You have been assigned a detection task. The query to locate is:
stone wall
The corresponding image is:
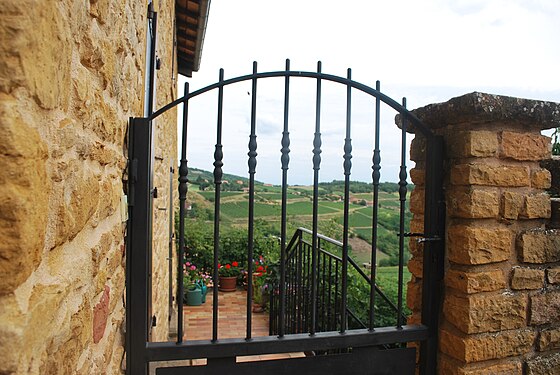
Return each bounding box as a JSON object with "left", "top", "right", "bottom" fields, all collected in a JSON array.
[
  {"left": 0, "top": 0, "right": 177, "bottom": 373},
  {"left": 406, "top": 92, "right": 560, "bottom": 374}
]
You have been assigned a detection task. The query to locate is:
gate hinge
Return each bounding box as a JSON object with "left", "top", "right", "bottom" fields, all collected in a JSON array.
[{"left": 147, "top": 3, "right": 155, "bottom": 19}]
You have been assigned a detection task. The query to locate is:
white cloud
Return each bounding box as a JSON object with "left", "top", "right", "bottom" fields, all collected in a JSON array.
[{"left": 175, "top": 0, "right": 560, "bottom": 184}]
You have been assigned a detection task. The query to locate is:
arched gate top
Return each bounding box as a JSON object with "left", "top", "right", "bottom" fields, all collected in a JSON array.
[{"left": 148, "top": 60, "right": 433, "bottom": 138}]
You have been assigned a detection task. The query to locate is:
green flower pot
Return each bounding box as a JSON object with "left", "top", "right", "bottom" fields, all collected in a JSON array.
[{"left": 185, "top": 285, "right": 202, "bottom": 306}]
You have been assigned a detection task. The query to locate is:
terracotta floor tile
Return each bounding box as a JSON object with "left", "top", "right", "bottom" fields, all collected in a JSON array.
[{"left": 153, "top": 287, "right": 305, "bottom": 372}]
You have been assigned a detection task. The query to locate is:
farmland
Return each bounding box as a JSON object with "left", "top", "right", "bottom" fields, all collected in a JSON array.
[{"left": 185, "top": 167, "right": 412, "bottom": 267}]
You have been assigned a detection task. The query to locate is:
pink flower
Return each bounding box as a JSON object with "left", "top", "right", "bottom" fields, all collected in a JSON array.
[
  {"left": 190, "top": 265, "right": 196, "bottom": 271},
  {"left": 185, "top": 262, "right": 191, "bottom": 266}
]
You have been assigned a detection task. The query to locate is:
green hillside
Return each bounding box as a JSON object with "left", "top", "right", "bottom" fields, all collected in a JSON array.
[{"left": 185, "top": 168, "right": 412, "bottom": 267}]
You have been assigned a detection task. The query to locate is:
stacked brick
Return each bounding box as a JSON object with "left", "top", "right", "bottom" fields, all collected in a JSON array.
[{"left": 405, "top": 92, "right": 560, "bottom": 374}]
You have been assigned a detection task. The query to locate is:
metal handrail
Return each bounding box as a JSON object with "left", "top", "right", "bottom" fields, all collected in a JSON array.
[{"left": 282, "top": 227, "right": 407, "bottom": 329}]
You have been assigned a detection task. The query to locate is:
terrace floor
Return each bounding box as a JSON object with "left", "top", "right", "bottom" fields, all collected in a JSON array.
[
  {"left": 183, "top": 287, "right": 269, "bottom": 340},
  {"left": 183, "top": 288, "right": 305, "bottom": 364}
]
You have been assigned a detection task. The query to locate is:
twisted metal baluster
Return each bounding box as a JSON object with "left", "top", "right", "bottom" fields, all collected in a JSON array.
[
  {"left": 310, "top": 61, "right": 322, "bottom": 335},
  {"left": 279, "top": 58, "right": 291, "bottom": 337},
  {"left": 246, "top": 61, "right": 258, "bottom": 339},
  {"left": 341, "top": 68, "right": 352, "bottom": 333},
  {"left": 369, "top": 80, "right": 381, "bottom": 330},
  {"left": 211, "top": 69, "right": 225, "bottom": 342},
  {"left": 177, "top": 82, "right": 189, "bottom": 343},
  {"left": 397, "top": 98, "right": 408, "bottom": 329}
]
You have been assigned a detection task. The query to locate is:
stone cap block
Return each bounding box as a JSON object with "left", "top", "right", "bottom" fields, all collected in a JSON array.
[{"left": 396, "top": 92, "right": 560, "bottom": 132}]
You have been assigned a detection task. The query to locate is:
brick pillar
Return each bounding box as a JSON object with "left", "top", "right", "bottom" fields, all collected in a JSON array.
[{"left": 406, "top": 92, "right": 560, "bottom": 374}]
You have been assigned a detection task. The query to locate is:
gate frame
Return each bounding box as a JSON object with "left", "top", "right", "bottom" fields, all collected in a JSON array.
[{"left": 125, "top": 64, "right": 445, "bottom": 375}]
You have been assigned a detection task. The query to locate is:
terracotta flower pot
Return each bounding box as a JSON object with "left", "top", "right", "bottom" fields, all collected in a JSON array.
[
  {"left": 252, "top": 303, "right": 264, "bottom": 313},
  {"left": 218, "top": 276, "right": 237, "bottom": 292}
]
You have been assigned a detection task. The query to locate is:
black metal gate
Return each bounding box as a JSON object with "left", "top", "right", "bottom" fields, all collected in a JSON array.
[{"left": 126, "top": 61, "right": 445, "bottom": 374}]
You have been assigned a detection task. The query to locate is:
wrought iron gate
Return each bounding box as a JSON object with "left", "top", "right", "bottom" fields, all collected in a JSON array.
[{"left": 126, "top": 61, "right": 445, "bottom": 374}]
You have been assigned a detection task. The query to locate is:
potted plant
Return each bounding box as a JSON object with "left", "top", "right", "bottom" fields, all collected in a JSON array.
[
  {"left": 251, "top": 256, "right": 271, "bottom": 312},
  {"left": 183, "top": 261, "right": 205, "bottom": 306},
  {"left": 218, "top": 261, "right": 241, "bottom": 292}
]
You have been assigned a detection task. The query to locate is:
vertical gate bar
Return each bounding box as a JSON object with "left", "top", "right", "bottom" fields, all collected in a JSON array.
[
  {"left": 316, "top": 238, "right": 321, "bottom": 333},
  {"left": 296, "top": 240, "right": 301, "bottom": 332},
  {"left": 177, "top": 83, "right": 189, "bottom": 343},
  {"left": 396, "top": 98, "right": 408, "bottom": 329},
  {"left": 321, "top": 251, "right": 326, "bottom": 331},
  {"left": 334, "top": 259, "right": 339, "bottom": 331},
  {"left": 304, "top": 242, "right": 307, "bottom": 331},
  {"left": 290, "top": 244, "right": 301, "bottom": 333},
  {"left": 419, "top": 135, "right": 445, "bottom": 375},
  {"left": 369, "top": 80, "right": 381, "bottom": 330},
  {"left": 212, "top": 70, "right": 225, "bottom": 342},
  {"left": 298, "top": 233, "right": 303, "bottom": 332},
  {"left": 302, "top": 243, "right": 307, "bottom": 332},
  {"left": 279, "top": 58, "right": 291, "bottom": 338},
  {"left": 286, "top": 254, "right": 290, "bottom": 334},
  {"left": 340, "top": 68, "right": 353, "bottom": 333},
  {"left": 168, "top": 165, "right": 174, "bottom": 326},
  {"left": 310, "top": 61, "right": 323, "bottom": 336},
  {"left": 246, "top": 61, "right": 259, "bottom": 339},
  {"left": 327, "top": 256, "right": 332, "bottom": 331},
  {"left": 126, "top": 117, "right": 152, "bottom": 375}
]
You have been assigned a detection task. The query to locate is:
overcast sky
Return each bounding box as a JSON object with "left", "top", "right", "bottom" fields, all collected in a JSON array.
[{"left": 177, "top": 0, "right": 560, "bottom": 185}]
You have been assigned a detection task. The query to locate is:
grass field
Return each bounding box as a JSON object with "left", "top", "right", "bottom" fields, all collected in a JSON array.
[{"left": 187, "top": 171, "right": 411, "bottom": 267}]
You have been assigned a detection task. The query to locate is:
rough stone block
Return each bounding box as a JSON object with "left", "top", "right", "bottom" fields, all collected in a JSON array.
[
  {"left": 407, "top": 312, "right": 421, "bottom": 326},
  {"left": 439, "top": 355, "right": 522, "bottom": 375},
  {"left": 448, "top": 225, "right": 513, "bottom": 265},
  {"left": 410, "top": 136, "right": 426, "bottom": 162},
  {"left": 500, "top": 131, "right": 552, "bottom": 161},
  {"left": 406, "top": 279, "right": 422, "bottom": 311},
  {"left": 409, "top": 168, "right": 425, "bottom": 186},
  {"left": 54, "top": 168, "right": 101, "bottom": 247},
  {"left": 518, "top": 229, "right": 560, "bottom": 263},
  {"left": 0, "top": 109, "right": 50, "bottom": 294},
  {"left": 510, "top": 268, "right": 545, "bottom": 290},
  {"left": 538, "top": 328, "right": 560, "bottom": 351},
  {"left": 530, "top": 291, "right": 560, "bottom": 325},
  {"left": 450, "top": 164, "right": 530, "bottom": 187},
  {"left": 446, "top": 130, "right": 498, "bottom": 158},
  {"left": 523, "top": 193, "right": 551, "bottom": 219},
  {"left": 410, "top": 187, "right": 425, "bottom": 214},
  {"left": 445, "top": 269, "right": 506, "bottom": 294},
  {"left": 531, "top": 169, "right": 552, "bottom": 189},
  {"left": 440, "top": 328, "right": 536, "bottom": 363},
  {"left": 547, "top": 267, "right": 560, "bottom": 284},
  {"left": 526, "top": 352, "right": 560, "bottom": 375},
  {"left": 448, "top": 188, "right": 499, "bottom": 218},
  {"left": 407, "top": 258, "right": 423, "bottom": 278},
  {"left": 502, "top": 191, "right": 524, "bottom": 220},
  {"left": 444, "top": 293, "right": 527, "bottom": 334}
]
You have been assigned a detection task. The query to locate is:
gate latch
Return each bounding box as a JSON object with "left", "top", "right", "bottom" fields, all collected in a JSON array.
[
  {"left": 400, "top": 233, "right": 442, "bottom": 244},
  {"left": 417, "top": 235, "right": 442, "bottom": 244}
]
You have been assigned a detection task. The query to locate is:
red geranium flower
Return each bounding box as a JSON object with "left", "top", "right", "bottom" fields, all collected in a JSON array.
[
  {"left": 225, "top": 264, "right": 231, "bottom": 269},
  {"left": 232, "top": 261, "right": 239, "bottom": 267}
]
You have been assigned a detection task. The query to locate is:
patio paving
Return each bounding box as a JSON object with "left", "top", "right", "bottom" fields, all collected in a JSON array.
[
  {"left": 183, "top": 287, "right": 305, "bottom": 364},
  {"left": 183, "top": 287, "right": 269, "bottom": 340}
]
